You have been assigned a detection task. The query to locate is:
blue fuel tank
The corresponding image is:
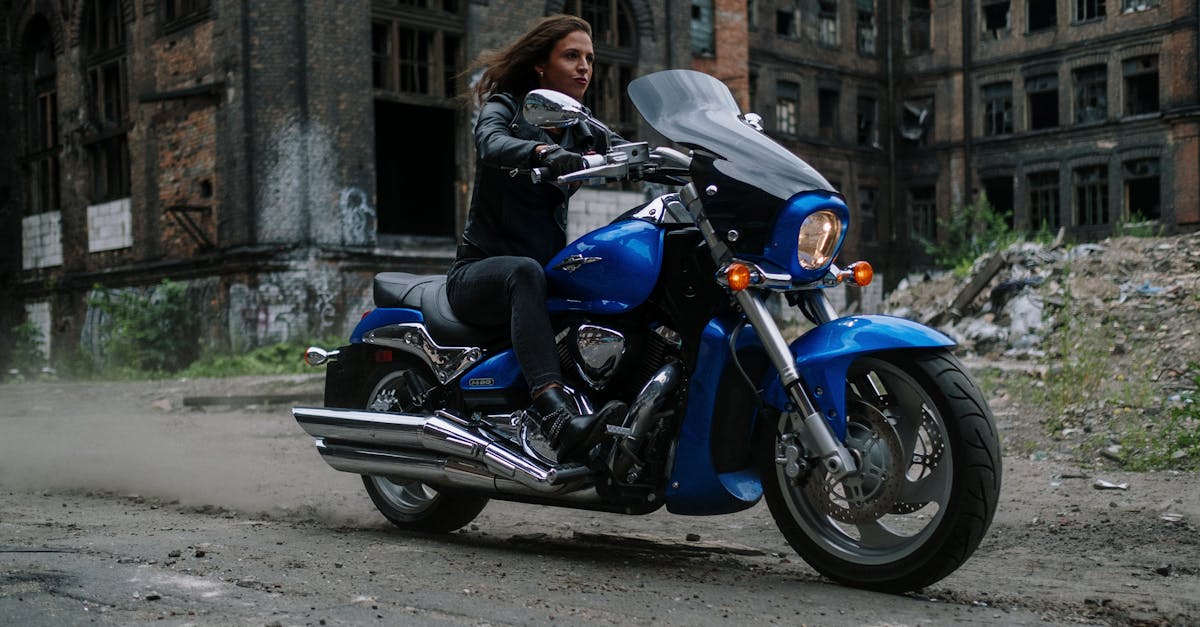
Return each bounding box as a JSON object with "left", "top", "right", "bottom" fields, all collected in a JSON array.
[{"left": 544, "top": 219, "right": 665, "bottom": 315}]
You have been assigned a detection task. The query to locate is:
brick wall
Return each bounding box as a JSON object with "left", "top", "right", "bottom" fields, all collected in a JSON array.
[{"left": 21, "top": 211, "right": 63, "bottom": 269}]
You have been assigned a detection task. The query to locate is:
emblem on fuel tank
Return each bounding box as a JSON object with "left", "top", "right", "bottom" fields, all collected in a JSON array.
[{"left": 555, "top": 254, "right": 602, "bottom": 273}]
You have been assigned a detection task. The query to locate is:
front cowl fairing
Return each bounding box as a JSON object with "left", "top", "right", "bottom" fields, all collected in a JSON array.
[{"left": 628, "top": 70, "right": 836, "bottom": 253}]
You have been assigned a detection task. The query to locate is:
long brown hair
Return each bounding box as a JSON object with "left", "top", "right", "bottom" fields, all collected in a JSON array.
[{"left": 469, "top": 14, "right": 592, "bottom": 104}]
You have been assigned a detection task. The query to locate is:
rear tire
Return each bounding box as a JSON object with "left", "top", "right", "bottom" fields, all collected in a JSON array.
[
  {"left": 353, "top": 365, "right": 488, "bottom": 533},
  {"left": 760, "top": 350, "right": 1001, "bottom": 593}
]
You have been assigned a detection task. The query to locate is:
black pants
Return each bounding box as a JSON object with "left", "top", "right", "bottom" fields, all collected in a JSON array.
[{"left": 446, "top": 255, "right": 563, "bottom": 394}]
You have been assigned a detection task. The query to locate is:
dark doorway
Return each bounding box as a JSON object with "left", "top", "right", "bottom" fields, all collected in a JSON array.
[
  {"left": 375, "top": 100, "right": 456, "bottom": 237},
  {"left": 982, "top": 176, "right": 1014, "bottom": 229}
]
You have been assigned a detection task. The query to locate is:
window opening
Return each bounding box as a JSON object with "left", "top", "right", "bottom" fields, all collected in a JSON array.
[
  {"left": 1073, "top": 65, "right": 1106, "bottom": 123},
  {"left": 818, "top": 88, "right": 839, "bottom": 141},
  {"left": 981, "top": 176, "right": 1014, "bottom": 229},
  {"left": 1027, "top": 0, "right": 1056, "bottom": 31},
  {"left": 1074, "top": 165, "right": 1108, "bottom": 226},
  {"left": 85, "top": 0, "right": 130, "bottom": 203},
  {"left": 776, "top": 81, "right": 799, "bottom": 136},
  {"left": 776, "top": 8, "right": 799, "bottom": 38},
  {"left": 162, "top": 0, "right": 211, "bottom": 25},
  {"left": 1027, "top": 171, "right": 1061, "bottom": 232},
  {"left": 1123, "top": 55, "right": 1158, "bottom": 116},
  {"left": 818, "top": 1, "right": 839, "bottom": 47},
  {"left": 982, "top": 1, "right": 1010, "bottom": 38},
  {"left": 901, "top": 96, "right": 933, "bottom": 144},
  {"left": 858, "top": 185, "right": 878, "bottom": 243},
  {"left": 857, "top": 1, "right": 876, "bottom": 55},
  {"left": 909, "top": 186, "right": 937, "bottom": 241},
  {"left": 908, "top": 0, "right": 931, "bottom": 52},
  {"left": 982, "top": 82, "right": 1013, "bottom": 136},
  {"left": 1026, "top": 73, "right": 1058, "bottom": 130},
  {"left": 857, "top": 95, "right": 877, "bottom": 147},
  {"left": 1122, "top": 0, "right": 1159, "bottom": 12},
  {"left": 565, "top": 0, "right": 639, "bottom": 138},
  {"left": 23, "top": 17, "right": 60, "bottom": 216},
  {"left": 691, "top": 0, "right": 714, "bottom": 55},
  {"left": 1074, "top": 0, "right": 1105, "bottom": 22},
  {"left": 1123, "top": 158, "right": 1160, "bottom": 220}
]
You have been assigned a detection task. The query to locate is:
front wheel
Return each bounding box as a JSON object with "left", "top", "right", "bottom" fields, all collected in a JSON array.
[
  {"left": 761, "top": 350, "right": 1001, "bottom": 593},
  {"left": 354, "top": 365, "right": 488, "bottom": 533}
]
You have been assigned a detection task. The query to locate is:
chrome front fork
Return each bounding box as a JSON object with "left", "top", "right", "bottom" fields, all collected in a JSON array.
[
  {"left": 734, "top": 290, "right": 858, "bottom": 480},
  {"left": 680, "top": 182, "right": 858, "bottom": 480}
]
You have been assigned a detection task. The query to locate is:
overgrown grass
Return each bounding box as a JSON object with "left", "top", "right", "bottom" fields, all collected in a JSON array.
[
  {"left": 180, "top": 336, "right": 344, "bottom": 378},
  {"left": 1113, "top": 363, "right": 1200, "bottom": 471}
]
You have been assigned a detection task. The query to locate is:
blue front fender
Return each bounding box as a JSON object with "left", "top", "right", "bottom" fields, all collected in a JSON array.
[{"left": 763, "top": 315, "right": 955, "bottom": 440}]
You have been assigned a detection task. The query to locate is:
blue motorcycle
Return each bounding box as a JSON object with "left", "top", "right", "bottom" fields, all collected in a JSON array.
[{"left": 293, "top": 69, "right": 1001, "bottom": 593}]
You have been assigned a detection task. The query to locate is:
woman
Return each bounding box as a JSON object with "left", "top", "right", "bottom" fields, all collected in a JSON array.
[{"left": 448, "top": 15, "right": 626, "bottom": 462}]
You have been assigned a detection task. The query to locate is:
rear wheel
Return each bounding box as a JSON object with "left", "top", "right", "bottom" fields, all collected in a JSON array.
[
  {"left": 355, "top": 366, "right": 488, "bottom": 533},
  {"left": 761, "top": 350, "right": 1001, "bottom": 592}
]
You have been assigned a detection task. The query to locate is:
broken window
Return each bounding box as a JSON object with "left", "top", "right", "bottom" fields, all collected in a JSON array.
[
  {"left": 819, "top": 88, "right": 840, "bottom": 141},
  {"left": 23, "top": 16, "right": 59, "bottom": 216},
  {"left": 1121, "top": 0, "right": 1158, "bottom": 13},
  {"left": 691, "top": 0, "right": 715, "bottom": 56},
  {"left": 748, "top": 0, "right": 757, "bottom": 30},
  {"left": 818, "top": 1, "right": 839, "bottom": 47},
  {"left": 776, "top": 81, "right": 799, "bottom": 136},
  {"left": 372, "top": 20, "right": 462, "bottom": 99},
  {"left": 1026, "top": 73, "right": 1059, "bottom": 130},
  {"left": 857, "top": 1, "right": 876, "bottom": 55},
  {"left": 85, "top": 0, "right": 130, "bottom": 203},
  {"left": 1073, "top": 65, "right": 1107, "bottom": 123},
  {"left": 858, "top": 185, "right": 879, "bottom": 243},
  {"left": 909, "top": 186, "right": 937, "bottom": 241},
  {"left": 908, "top": 0, "right": 931, "bottom": 52},
  {"left": 982, "top": 82, "right": 1013, "bottom": 136},
  {"left": 1027, "top": 0, "right": 1056, "bottom": 32},
  {"left": 901, "top": 96, "right": 934, "bottom": 144},
  {"left": 1074, "top": 0, "right": 1105, "bottom": 22},
  {"left": 982, "top": 1, "right": 1010, "bottom": 39},
  {"left": 1123, "top": 55, "right": 1159, "bottom": 116},
  {"left": 857, "top": 95, "right": 878, "bottom": 147},
  {"left": 1027, "top": 171, "right": 1061, "bottom": 232},
  {"left": 982, "top": 176, "right": 1014, "bottom": 229},
  {"left": 777, "top": 8, "right": 799, "bottom": 38},
  {"left": 1123, "top": 158, "right": 1160, "bottom": 220},
  {"left": 162, "top": 0, "right": 211, "bottom": 25},
  {"left": 1074, "top": 165, "right": 1109, "bottom": 226}
]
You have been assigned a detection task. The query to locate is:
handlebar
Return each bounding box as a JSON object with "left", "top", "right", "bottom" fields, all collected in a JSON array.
[{"left": 529, "top": 144, "right": 691, "bottom": 186}]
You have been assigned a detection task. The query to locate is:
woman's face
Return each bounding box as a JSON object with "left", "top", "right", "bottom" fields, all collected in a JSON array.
[{"left": 535, "top": 30, "right": 594, "bottom": 102}]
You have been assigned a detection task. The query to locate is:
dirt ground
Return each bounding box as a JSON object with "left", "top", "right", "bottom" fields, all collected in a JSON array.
[{"left": 1, "top": 367, "right": 1197, "bottom": 625}]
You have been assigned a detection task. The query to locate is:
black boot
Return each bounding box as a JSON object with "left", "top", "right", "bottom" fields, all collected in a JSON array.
[{"left": 531, "top": 386, "right": 626, "bottom": 462}]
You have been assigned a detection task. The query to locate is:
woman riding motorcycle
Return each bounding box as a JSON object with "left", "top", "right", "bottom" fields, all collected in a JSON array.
[{"left": 447, "top": 14, "right": 627, "bottom": 462}]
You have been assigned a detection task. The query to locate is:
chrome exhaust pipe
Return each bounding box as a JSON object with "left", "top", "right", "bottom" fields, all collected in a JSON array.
[
  {"left": 292, "top": 406, "right": 590, "bottom": 493},
  {"left": 609, "top": 361, "right": 682, "bottom": 480}
]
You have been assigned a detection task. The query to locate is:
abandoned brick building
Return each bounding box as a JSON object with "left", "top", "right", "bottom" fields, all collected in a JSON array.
[{"left": 1, "top": 0, "right": 1197, "bottom": 364}]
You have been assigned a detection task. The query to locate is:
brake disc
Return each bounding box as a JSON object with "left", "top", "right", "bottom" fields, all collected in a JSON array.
[
  {"left": 890, "top": 408, "right": 945, "bottom": 514},
  {"left": 803, "top": 401, "right": 904, "bottom": 524}
]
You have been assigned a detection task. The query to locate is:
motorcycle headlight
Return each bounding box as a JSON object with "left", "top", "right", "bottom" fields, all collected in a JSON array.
[{"left": 796, "top": 210, "right": 842, "bottom": 270}]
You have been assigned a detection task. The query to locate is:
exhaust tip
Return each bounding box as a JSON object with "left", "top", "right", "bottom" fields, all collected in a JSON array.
[{"left": 304, "top": 346, "right": 339, "bottom": 367}]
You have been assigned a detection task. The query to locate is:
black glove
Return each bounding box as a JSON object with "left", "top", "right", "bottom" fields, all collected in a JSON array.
[{"left": 536, "top": 145, "right": 585, "bottom": 178}]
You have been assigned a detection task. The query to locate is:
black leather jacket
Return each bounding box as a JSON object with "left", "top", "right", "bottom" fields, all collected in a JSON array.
[{"left": 458, "top": 92, "right": 624, "bottom": 266}]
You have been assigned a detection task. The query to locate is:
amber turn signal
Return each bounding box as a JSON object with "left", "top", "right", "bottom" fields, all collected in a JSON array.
[
  {"left": 726, "top": 263, "right": 752, "bottom": 291},
  {"left": 849, "top": 261, "right": 874, "bottom": 286}
]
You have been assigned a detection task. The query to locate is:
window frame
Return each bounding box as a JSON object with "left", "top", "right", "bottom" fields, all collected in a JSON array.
[
  {"left": 1073, "top": 164, "right": 1109, "bottom": 227},
  {"left": 83, "top": 0, "right": 131, "bottom": 204},
  {"left": 1072, "top": 64, "right": 1107, "bottom": 124},
  {"left": 982, "top": 81, "right": 1014, "bottom": 136},
  {"left": 1027, "top": 170, "right": 1061, "bottom": 232},
  {"left": 1122, "top": 55, "right": 1159, "bottom": 117}
]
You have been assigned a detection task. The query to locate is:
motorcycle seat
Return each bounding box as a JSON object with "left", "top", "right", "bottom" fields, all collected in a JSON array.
[{"left": 372, "top": 272, "right": 507, "bottom": 349}]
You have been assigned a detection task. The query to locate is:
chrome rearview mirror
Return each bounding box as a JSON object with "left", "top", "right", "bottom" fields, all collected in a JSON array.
[{"left": 523, "top": 89, "right": 586, "bottom": 129}]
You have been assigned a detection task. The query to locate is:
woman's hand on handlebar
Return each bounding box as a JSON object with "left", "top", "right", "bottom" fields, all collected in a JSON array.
[{"left": 536, "top": 144, "right": 586, "bottom": 177}]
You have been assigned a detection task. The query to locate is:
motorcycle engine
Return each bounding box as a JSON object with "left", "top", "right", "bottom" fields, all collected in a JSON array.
[{"left": 568, "top": 324, "right": 626, "bottom": 390}]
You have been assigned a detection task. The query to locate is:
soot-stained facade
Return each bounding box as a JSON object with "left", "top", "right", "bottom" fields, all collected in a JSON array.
[{"left": 1, "top": 0, "right": 1196, "bottom": 363}]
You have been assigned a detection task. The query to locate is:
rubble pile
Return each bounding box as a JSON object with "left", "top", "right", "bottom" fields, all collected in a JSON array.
[{"left": 885, "top": 231, "right": 1200, "bottom": 371}]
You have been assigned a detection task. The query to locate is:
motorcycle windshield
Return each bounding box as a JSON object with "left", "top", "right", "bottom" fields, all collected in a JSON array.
[{"left": 628, "top": 70, "right": 834, "bottom": 200}]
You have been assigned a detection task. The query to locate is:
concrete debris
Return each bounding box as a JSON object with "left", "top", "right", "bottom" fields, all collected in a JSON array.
[{"left": 1093, "top": 479, "right": 1130, "bottom": 491}]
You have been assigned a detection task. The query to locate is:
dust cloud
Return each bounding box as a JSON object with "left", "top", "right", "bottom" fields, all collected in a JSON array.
[{"left": 0, "top": 380, "right": 379, "bottom": 527}]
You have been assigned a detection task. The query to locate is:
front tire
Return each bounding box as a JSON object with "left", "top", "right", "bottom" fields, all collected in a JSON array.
[
  {"left": 761, "top": 350, "right": 1001, "bottom": 593},
  {"left": 353, "top": 365, "right": 488, "bottom": 533}
]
